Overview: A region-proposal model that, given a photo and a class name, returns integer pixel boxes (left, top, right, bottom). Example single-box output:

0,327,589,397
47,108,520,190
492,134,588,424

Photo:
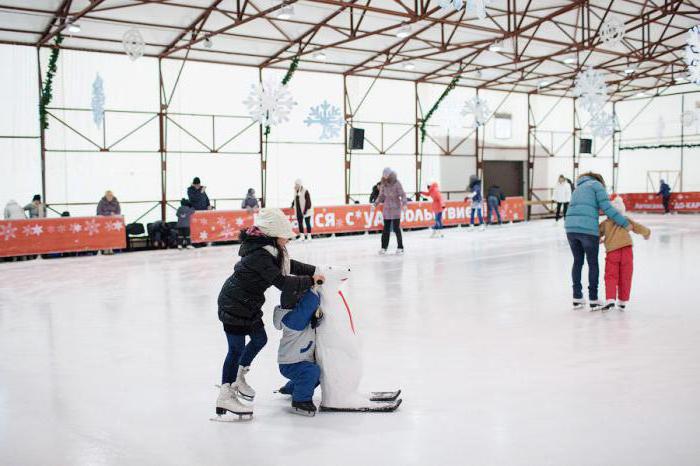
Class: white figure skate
211,383,253,421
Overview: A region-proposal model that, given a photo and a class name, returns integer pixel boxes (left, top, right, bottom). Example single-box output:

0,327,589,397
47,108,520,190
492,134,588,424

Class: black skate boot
276,384,292,396
291,400,317,417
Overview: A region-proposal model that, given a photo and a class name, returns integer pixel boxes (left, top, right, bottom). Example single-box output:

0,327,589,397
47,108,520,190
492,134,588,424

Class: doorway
482,161,525,197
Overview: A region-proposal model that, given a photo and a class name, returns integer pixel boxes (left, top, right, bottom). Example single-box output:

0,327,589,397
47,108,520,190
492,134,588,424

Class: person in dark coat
215,208,325,417
292,179,313,241
187,177,211,211
241,188,259,211
176,198,195,249
466,175,484,228
657,179,671,213
486,185,505,225
96,191,121,216
369,181,381,204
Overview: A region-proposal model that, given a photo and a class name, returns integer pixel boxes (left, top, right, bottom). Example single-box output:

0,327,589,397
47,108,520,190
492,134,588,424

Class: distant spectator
97,191,121,216
24,194,46,218
188,177,212,211
657,179,671,214
466,175,484,229
176,198,195,249
3,200,26,220
369,181,381,204
241,188,259,212
486,185,505,225
553,175,572,222
292,179,313,241
374,167,407,254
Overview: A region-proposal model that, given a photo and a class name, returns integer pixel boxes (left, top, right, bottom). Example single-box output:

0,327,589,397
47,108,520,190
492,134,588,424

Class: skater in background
97,191,121,255
176,198,195,249
375,167,407,255
553,175,572,222
421,182,445,238
466,175,484,229
241,188,259,212
215,208,324,418
486,184,505,225
292,179,313,241
599,196,650,311
657,179,671,213
369,181,381,204
273,288,323,416
188,177,212,211
24,194,46,218
565,172,631,311
4,199,25,219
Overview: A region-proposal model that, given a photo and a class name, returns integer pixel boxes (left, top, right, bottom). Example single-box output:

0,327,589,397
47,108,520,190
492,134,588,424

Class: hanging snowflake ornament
590,111,616,138
243,80,297,127
91,74,105,129
600,17,625,46
304,100,343,140
681,110,697,128
466,0,491,19
432,96,465,135
574,67,608,114
685,26,700,85
122,28,145,61
461,95,492,127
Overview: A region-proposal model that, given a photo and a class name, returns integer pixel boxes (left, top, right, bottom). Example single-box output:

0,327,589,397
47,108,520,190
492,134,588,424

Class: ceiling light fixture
313,51,326,61
539,80,551,87
624,64,637,75
403,62,415,70
489,41,503,52
636,91,648,98
396,24,411,39
203,36,213,49
563,57,576,64
67,17,80,33
276,4,294,19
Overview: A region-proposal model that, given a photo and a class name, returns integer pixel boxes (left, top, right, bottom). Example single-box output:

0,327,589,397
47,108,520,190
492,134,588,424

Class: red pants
605,246,634,301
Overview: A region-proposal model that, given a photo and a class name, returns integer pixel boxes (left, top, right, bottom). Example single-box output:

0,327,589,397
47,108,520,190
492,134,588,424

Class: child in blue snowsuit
273,288,322,416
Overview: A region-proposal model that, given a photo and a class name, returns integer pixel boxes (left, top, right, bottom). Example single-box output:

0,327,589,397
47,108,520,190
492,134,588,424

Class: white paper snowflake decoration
600,17,625,46
688,64,700,85
656,116,666,142
574,67,608,114
122,28,145,61
466,0,491,19
432,96,465,135
461,95,492,127
681,110,696,128
304,100,343,140
243,80,297,128
91,74,105,129
590,111,616,138
685,26,700,85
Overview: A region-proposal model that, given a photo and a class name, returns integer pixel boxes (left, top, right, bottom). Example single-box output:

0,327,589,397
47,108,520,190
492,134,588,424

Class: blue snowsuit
273,290,321,402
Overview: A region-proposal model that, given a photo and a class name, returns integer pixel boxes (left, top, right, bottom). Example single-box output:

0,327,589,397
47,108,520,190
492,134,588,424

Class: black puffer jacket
218,232,316,329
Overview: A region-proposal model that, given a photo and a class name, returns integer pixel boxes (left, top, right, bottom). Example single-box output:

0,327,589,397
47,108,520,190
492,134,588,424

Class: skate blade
370,389,402,402
210,412,253,422
320,399,402,413
290,407,316,417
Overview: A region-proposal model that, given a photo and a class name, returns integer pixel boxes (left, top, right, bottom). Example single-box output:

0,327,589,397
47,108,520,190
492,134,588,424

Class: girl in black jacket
215,209,324,418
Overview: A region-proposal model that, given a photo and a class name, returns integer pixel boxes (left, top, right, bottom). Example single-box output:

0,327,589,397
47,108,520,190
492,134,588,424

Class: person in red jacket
421,182,445,238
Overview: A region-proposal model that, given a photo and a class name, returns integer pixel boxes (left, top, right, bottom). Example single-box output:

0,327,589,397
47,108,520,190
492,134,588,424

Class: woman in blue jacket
564,172,630,310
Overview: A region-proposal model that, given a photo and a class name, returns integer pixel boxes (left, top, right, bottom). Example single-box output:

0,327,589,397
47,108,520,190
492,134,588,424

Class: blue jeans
487,196,501,224
221,326,268,385
433,212,443,230
566,232,600,301
279,361,321,402
470,206,483,225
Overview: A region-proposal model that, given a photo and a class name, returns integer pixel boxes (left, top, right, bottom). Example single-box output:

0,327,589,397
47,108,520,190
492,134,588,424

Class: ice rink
1,215,699,466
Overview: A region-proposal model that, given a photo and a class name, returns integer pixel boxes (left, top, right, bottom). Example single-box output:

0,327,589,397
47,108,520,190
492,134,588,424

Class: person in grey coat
374,167,407,254
24,194,46,218
96,191,121,216
241,188,259,211
273,288,322,416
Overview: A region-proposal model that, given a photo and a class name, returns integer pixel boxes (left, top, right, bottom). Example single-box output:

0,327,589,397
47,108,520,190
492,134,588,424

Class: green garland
620,143,700,151
264,56,300,136
420,71,462,143
39,34,64,131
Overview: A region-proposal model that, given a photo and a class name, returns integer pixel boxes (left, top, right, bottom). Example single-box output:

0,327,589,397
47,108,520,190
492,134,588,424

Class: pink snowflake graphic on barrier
30,224,43,236
70,223,83,233
1,224,18,241
84,219,100,236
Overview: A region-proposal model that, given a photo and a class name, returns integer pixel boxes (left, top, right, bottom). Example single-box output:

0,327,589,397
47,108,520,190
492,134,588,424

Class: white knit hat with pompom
254,208,296,239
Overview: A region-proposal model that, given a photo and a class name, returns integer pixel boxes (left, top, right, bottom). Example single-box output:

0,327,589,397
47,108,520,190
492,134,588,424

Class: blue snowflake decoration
304,100,343,140
91,73,105,129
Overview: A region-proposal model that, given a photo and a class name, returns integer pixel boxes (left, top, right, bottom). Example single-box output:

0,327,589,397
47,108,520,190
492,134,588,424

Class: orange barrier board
618,192,700,213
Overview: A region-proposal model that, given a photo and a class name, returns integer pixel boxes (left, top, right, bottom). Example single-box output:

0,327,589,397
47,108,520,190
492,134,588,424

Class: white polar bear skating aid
314,265,402,412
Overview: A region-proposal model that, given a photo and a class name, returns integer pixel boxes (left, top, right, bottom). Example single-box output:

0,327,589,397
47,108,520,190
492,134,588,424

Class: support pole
474,89,483,180
259,68,267,207
36,47,47,207
158,58,167,222
680,94,685,191
572,97,580,180
343,75,352,204
612,101,621,193
526,93,534,219
414,82,421,199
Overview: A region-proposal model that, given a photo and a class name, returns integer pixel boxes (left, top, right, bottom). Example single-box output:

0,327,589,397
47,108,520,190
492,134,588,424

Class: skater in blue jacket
274,288,323,416
466,175,484,229
564,172,630,311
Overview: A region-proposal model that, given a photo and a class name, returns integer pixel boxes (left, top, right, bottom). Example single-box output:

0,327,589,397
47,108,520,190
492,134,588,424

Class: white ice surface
1,216,699,466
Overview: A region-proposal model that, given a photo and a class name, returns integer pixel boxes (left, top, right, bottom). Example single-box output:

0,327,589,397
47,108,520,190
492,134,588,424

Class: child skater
273,288,323,416
465,175,484,230
599,197,650,311
421,182,445,238
215,208,325,419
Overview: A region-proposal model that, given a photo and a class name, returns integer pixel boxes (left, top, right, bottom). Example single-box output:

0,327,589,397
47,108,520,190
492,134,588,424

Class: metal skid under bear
314,265,402,412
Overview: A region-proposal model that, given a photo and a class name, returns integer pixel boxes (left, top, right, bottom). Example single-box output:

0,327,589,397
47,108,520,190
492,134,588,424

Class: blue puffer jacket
565,176,628,236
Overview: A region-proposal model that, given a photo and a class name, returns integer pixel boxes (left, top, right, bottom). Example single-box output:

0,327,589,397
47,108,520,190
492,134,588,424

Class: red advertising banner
618,192,700,213
0,216,126,257
191,197,525,244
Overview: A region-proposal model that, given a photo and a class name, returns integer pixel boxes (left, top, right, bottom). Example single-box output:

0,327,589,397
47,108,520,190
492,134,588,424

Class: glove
311,308,324,329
